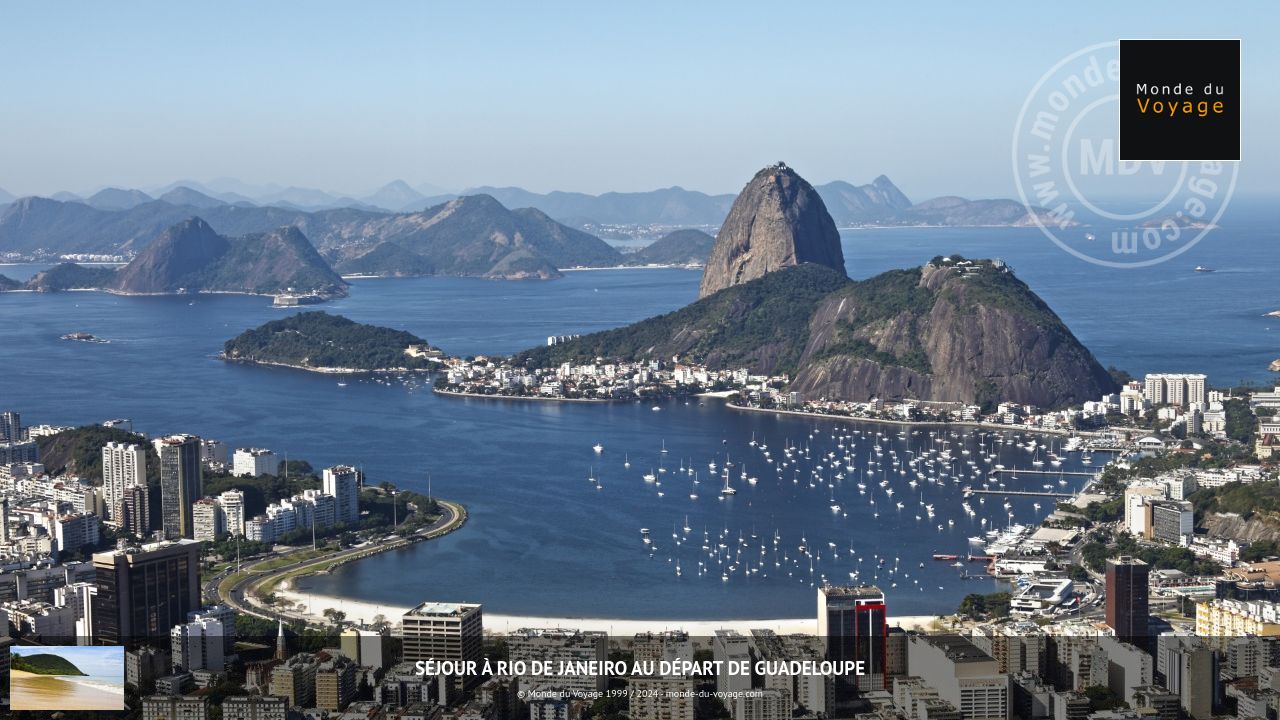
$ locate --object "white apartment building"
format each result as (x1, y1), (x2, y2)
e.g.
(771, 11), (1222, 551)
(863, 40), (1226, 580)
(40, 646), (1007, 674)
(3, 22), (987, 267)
(232, 448), (277, 477)
(322, 465), (360, 525)
(102, 441), (146, 525)
(1143, 373), (1207, 408)
(218, 489), (245, 537)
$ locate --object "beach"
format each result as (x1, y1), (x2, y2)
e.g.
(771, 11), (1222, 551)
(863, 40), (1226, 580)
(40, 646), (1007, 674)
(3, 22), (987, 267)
(278, 587), (943, 635)
(10, 669), (123, 711)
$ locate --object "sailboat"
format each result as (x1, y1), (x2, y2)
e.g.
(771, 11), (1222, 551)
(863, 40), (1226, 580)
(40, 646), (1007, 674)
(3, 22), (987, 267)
(720, 469), (737, 496)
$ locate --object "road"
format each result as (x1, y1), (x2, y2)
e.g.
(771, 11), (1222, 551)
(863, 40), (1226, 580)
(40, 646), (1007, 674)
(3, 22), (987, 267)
(210, 499), (466, 623)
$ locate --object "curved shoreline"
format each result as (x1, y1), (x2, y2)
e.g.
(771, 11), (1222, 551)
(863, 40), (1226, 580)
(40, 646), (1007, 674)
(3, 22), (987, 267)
(221, 499), (468, 621)
(219, 354), (436, 375)
(432, 387), (615, 403)
(725, 401), (1095, 437)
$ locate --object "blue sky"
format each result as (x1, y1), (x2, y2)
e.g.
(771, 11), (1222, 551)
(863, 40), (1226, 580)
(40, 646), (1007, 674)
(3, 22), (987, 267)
(1, 1), (1274, 199)
(12, 646), (122, 677)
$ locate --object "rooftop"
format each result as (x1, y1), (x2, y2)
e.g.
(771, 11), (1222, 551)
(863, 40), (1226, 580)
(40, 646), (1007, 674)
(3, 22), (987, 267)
(405, 601), (481, 618)
(915, 634), (995, 664)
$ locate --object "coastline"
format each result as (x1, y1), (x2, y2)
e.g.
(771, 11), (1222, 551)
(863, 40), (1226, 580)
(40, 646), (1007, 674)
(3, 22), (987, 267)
(725, 401), (1089, 437)
(220, 354), (436, 375)
(10, 669), (123, 711)
(432, 387), (614, 403)
(275, 588), (942, 635)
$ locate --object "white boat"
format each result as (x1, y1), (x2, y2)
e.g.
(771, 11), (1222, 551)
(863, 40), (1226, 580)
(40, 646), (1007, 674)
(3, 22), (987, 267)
(593, 443), (603, 454)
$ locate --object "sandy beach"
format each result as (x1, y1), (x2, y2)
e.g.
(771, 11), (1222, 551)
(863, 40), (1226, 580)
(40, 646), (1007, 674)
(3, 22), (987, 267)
(10, 669), (123, 711)
(277, 587), (943, 635)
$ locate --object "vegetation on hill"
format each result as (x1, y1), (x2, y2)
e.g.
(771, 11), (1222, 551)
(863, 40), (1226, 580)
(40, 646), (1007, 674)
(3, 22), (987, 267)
(811, 267), (935, 374)
(24, 262), (118, 291)
(512, 263), (852, 375)
(223, 311), (438, 371)
(1079, 531), (1221, 576)
(334, 241), (436, 276)
(626, 229), (716, 266)
(35, 425), (159, 483)
(12, 653), (86, 676)
(1191, 481), (1280, 521)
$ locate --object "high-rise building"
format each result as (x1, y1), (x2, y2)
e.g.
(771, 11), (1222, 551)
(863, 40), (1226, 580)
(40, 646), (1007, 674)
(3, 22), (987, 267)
(192, 498), (223, 542)
(1106, 557), (1150, 642)
(91, 540), (202, 643)
(218, 490), (246, 537)
(102, 441), (146, 525)
(713, 629), (754, 695)
(1142, 373), (1208, 408)
(315, 654), (358, 711)
(817, 584), (886, 692)
(507, 627), (609, 694)
(270, 652), (320, 708)
(322, 465), (360, 525)
(120, 485), (152, 537)
(401, 601), (482, 691)
(630, 676), (697, 720)
(1151, 501), (1194, 545)
(171, 616), (225, 672)
(156, 435), (202, 539)
(907, 634), (1009, 720)
(0, 410), (21, 442)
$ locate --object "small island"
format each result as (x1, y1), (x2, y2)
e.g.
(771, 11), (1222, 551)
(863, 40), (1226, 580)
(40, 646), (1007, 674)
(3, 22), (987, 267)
(222, 311), (443, 373)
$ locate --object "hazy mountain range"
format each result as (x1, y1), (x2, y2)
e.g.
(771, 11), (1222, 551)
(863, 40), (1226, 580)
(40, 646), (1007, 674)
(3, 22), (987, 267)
(0, 174), (1056, 236)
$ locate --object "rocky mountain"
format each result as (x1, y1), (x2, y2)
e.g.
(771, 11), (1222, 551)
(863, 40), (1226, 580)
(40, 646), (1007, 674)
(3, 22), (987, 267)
(362, 180), (427, 212)
(0, 193), (621, 278)
(84, 187), (154, 211)
(625, 229), (716, 266)
(112, 218), (346, 295)
(516, 164), (1115, 409)
(698, 163), (846, 298)
(158, 186), (228, 209)
(455, 186), (737, 226)
(316, 195), (622, 279)
(814, 175), (913, 223)
(336, 241), (436, 277)
(787, 258), (1116, 407)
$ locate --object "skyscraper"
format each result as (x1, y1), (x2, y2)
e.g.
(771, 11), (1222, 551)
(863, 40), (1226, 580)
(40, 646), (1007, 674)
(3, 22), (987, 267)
(0, 410), (21, 442)
(1106, 557), (1150, 642)
(322, 465), (359, 526)
(91, 539), (202, 643)
(103, 441), (146, 525)
(818, 584), (887, 692)
(156, 435), (202, 539)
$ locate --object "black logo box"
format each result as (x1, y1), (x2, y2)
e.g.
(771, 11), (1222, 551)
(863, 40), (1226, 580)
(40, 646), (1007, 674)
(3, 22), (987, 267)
(1119, 39), (1240, 161)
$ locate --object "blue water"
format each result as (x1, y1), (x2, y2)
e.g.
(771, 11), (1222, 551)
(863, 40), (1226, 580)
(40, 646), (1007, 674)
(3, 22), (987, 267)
(1, 204), (1276, 619)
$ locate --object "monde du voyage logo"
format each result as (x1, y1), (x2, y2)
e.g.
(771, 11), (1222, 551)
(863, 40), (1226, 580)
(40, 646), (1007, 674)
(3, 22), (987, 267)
(1013, 40), (1241, 268)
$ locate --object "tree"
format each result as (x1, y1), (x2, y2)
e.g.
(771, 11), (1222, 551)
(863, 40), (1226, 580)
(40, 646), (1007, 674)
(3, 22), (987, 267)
(322, 608), (347, 627)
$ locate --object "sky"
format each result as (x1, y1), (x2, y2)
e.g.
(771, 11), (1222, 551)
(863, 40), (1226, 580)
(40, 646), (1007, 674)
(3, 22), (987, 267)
(12, 646), (122, 678)
(1, 1), (1276, 200)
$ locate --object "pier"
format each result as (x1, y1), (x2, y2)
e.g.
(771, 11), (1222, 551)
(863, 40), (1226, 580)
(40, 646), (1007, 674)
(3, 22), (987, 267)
(993, 468), (1098, 477)
(966, 488), (1075, 499)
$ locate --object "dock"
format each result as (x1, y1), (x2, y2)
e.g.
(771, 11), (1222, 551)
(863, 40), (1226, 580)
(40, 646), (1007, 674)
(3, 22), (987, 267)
(993, 468), (1098, 477)
(966, 489), (1075, 499)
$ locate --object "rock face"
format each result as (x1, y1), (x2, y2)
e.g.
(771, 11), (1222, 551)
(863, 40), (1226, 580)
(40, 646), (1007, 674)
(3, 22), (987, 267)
(698, 163), (845, 298)
(788, 259), (1117, 408)
(520, 257), (1116, 409)
(112, 217), (347, 295)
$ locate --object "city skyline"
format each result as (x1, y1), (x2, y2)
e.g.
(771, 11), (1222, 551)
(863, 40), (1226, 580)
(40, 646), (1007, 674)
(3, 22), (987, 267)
(2, 1), (1277, 199)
